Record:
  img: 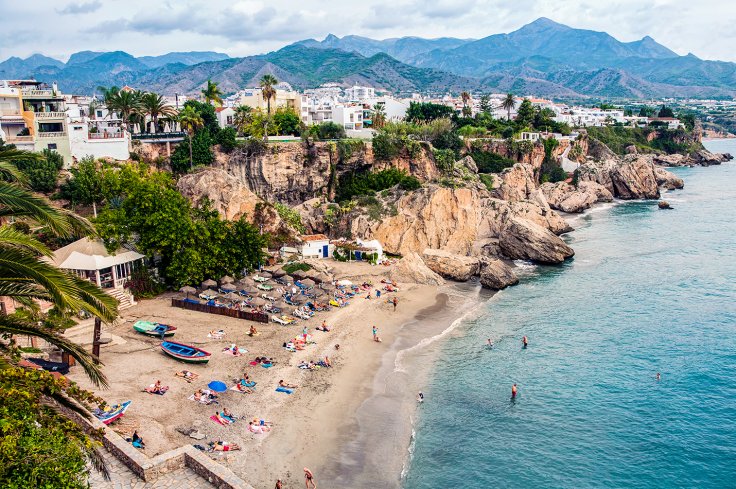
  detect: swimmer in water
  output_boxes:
[656,372,661,381]
[417,392,424,403]
[487,338,493,348]
[522,336,528,349]
[511,383,518,399]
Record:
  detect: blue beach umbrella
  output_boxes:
[208,381,227,392]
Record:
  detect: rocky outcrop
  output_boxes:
[499,218,575,264]
[422,249,480,282]
[540,181,613,213]
[479,258,519,290]
[653,153,686,167]
[654,167,684,190]
[610,156,660,199]
[177,168,262,220]
[389,252,444,286]
[493,163,538,202]
[688,149,732,166]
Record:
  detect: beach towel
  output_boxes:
[275,387,293,394]
[210,415,228,426]
[261,363,273,368]
[249,361,258,366]
[144,385,169,395]
[207,330,225,339]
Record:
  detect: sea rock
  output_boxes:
[389,252,444,286]
[499,217,575,264]
[479,258,519,290]
[493,163,537,202]
[578,181,614,202]
[654,167,684,190]
[177,167,261,220]
[658,201,672,210]
[586,138,617,161]
[422,249,480,282]
[688,149,732,166]
[541,181,614,213]
[609,156,660,199]
[577,159,616,195]
[653,153,686,167]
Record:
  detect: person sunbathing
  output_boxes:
[214,411,233,425]
[211,441,240,451]
[248,422,270,434]
[323,356,332,368]
[235,381,254,394]
[279,380,298,389]
[145,380,168,394]
[176,370,198,382]
[128,431,145,449]
[249,325,258,336]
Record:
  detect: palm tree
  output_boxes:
[107,90,143,131]
[140,92,177,134]
[259,75,278,141]
[461,91,472,117]
[97,86,120,118]
[233,105,253,136]
[178,106,204,169]
[201,80,223,107]
[501,93,516,121]
[0,145,119,477]
[372,103,387,129]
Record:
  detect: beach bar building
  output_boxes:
[297,234,333,259]
[48,237,145,290]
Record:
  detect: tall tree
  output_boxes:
[106,90,143,131]
[501,93,516,121]
[201,80,223,107]
[140,93,177,134]
[96,86,120,119]
[0,146,119,487]
[515,99,535,128]
[233,105,253,136]
[178,106,204,170]
[460,91,472,117]
[259,75,278,141]
[372,104,387,129]
[479,94,492,115]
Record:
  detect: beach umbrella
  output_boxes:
[200,288,219,297]
[259,271,272,278]
[314,273,331,284]
[337,279,353,286]
[179,286,196,297]
[251,297,267,307]
[225,292,242,301]
[202,279,217,288]
[290,294,306,304]
[301,278,316,288]
[274,300,288,309]
[220,283,237,292]
[271,268,286,278]
[220,275,235,284]
[207,381,228,393]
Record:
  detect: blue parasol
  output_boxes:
[207,381,227,392]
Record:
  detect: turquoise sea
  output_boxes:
[403,141,736,488]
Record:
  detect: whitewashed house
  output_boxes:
[297,234,333,259]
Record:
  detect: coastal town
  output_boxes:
[1,7,736,489]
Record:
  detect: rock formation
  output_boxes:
[389,252,445,286]
[610,156,660,199]
[422,249,480,281]
[177,168,261,220]
[540,181,612,213]
[498,218,575,264]
[479,258,519,290]
[653,167,684,190]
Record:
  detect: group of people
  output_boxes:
[144,379,168,395]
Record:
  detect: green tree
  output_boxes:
[515,99,535,128]
[171,127,213,172]
[140,92,177,133]
[658,105,675,118]
[12,148,63,193]
[259,75,279,140]
[214,127,237,152]
[638,105,656,117]
[501,93,516,121]
[0,147,119,488]
[479,94,492,115]
[233,105,253,136]
[372,104,387,129]
[59,157,104,207]
[405,102,455,123]
[201,79,223,107]
[106,89,143,130]
[177,106,204,170]
[460,91,472,117]
[272,107,301,136]
[305,122,346,140]
[183,100,218,134]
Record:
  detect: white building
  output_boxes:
[298,234,332,259]
[365,96,409,122]
[344,86,376,101]
[216,107,235,128]
[331,105,364,130]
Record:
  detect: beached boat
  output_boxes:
[161,341,211,364]
[94,401,131,425]
[133,320,176,337]
[252,275,269,283]
[257,283,273,291]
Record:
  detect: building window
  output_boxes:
[47,143,57,150]
[96,110,103,117]
[74,126,83,130]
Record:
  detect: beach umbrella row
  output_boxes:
[220,275,235,284]
[220,283,237,292]
[202,279,217,288]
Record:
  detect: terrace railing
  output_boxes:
[36,112,66,119]
[37,131,66,138]
[171,298,270,323]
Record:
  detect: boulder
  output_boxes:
[658,201,672,210]
[653,154,686,167]
[177,167,261,220]
[499,218,575,264]
[389,252,444,286]
[493,163,537,202]
[479,259,519,290]
[654,167,684,190]
[578,181,614,202]
[688,149,732,166]
[455,155,478,174]
[609,156,660,199]
[422,249,480,282]
[541,182,597,213]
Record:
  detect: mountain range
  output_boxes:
[2,18,736,99]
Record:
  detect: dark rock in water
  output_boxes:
[479,258,519,290]
[658,201,672,210]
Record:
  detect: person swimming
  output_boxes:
[522,336,528,349]
[487,338,494,348]
[656,372,661,381]
[511,383,518,399]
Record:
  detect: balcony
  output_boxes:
[21,89,61,99]
[37,131,66,138]
[5,135,34,143]
[35,112,66,120]
[88,132,125,140]
[132,131,185,143]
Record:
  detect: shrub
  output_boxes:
[336,168,421,201]
[471,151,516,173]
[479,173,494,191]
[124,267,165,299]
[13,149,64,193]
[215,127,237,152]
[433,148,456,174]
[170,128,215,172]
[283,262,312,274]
[304,122,346,140]
[274,203,305,234]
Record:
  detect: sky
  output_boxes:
[1,0,735,62]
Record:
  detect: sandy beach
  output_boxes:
[68,262,451,488]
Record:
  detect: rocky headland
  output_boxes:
[176,135,731,292]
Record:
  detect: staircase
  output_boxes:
[106,287,136,311]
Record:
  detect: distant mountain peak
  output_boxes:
[324,34,340,42]
[525,17,568,30]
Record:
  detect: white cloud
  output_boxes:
[0,0,734,62]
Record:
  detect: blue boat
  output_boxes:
[94,400,131,425]
[160,341,211,364]
[133,320,176,337]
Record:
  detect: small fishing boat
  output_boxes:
[161,341,211,364]
[133,320,177,337]
[257,283,273,291]
[94,401,131,425]
[252,275,269,283]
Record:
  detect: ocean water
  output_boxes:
[404,142,736,489]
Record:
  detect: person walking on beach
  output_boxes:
[304,467,317,489]
[372,326,378,341]
[511,383,518,399]
[487,338,493,348]
[522,336,528,349]
[392,297,398,311]
[275,479,283,489]
[376,289,381,298]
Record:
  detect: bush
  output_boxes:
[479,173,494,191]
[273,107,302,136]
[170,129,215,172]
[274,203,305,234]
[305,122,346,141]
[336,168,421,201]
[471,150,516,173]
[215,127,237,152]
[283,262,312,274]
[14,149,64,193]
[433,148,455,173]
[124,267,165,299]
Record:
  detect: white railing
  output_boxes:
[37,131,66,138]
[88,132,125,140]
[22,89,54,97]
[36,112,66,119]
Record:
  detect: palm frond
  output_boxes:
[0,159,30,184]
[0,182,78,236]
[0,226,53,256]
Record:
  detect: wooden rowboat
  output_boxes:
[133,320,176,337]
[94,401,131,425]
[161,341,211,364]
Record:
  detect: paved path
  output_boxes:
[88,454,215,489]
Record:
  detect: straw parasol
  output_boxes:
[251,297,267,307]
[200,288,219,297]
[225,292,242,301]
[202,279,217,288]
[301,278,316,288]
[179,286,196,297]
[271,268,287,278]
[220,275,235,284]
[274,300,288,310]
[314,273,331,284]
[220,283,237,292]
[290,294,306,304]
[259,271,272,278]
